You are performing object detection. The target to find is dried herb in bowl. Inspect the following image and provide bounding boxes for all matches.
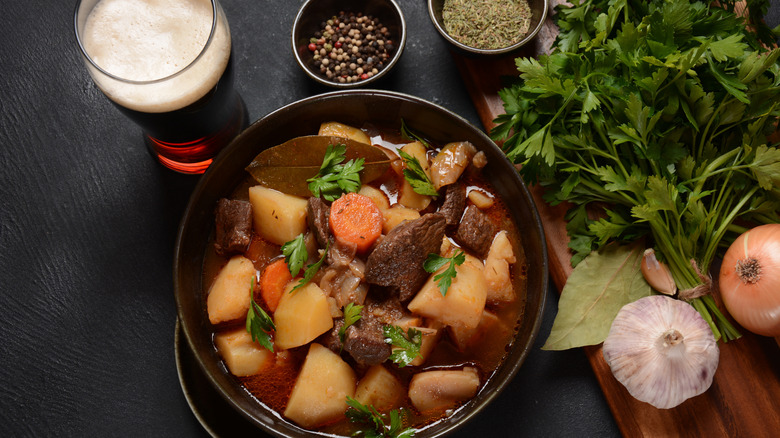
[442,0,532,50]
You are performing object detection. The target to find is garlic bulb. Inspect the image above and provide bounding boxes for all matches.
[602,295,719,409]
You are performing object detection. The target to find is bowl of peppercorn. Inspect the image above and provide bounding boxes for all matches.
[427,0,548,55]
[292,0,406,88]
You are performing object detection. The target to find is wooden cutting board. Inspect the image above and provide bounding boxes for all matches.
[452,1,780,435]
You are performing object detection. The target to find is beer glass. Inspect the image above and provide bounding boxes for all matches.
[74,0,246,174]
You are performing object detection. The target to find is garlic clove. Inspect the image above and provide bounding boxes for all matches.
[602,295,719,409]
[641,248,677,295]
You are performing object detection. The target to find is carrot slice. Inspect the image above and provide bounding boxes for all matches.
[259,258,292,312]
[328,192,383,254]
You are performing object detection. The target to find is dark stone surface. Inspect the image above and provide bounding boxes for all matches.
[3,1,777,437]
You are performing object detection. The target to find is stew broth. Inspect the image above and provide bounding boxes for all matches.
[202,124,527,435]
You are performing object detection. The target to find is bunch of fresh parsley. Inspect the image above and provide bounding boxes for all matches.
[492,0,780,341]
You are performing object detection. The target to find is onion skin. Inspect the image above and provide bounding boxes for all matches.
[719,224,780,337]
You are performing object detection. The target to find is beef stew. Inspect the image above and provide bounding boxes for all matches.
[201,121,528,435]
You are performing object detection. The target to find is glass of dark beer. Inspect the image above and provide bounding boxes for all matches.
[74,0,246,174]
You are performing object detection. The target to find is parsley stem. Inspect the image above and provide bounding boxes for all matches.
[576,176,635,205]
[702,295,741,342]
[703,185,759,270]
[726,223,749,235]
[689,147,741,193]
[751,213,778,225]
[697,95,737,159]
[683,163,751,188]
[591,122,631,179]
[552,88,579,127]
[691,297,720,341]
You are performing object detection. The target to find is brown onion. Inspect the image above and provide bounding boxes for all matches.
[719,224,780,336]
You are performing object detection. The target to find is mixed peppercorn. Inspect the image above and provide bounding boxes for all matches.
[308,11,395,84]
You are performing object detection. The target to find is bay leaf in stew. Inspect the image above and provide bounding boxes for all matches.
[246,135,392,197]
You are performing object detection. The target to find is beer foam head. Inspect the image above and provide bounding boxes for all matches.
[81,0,231,113]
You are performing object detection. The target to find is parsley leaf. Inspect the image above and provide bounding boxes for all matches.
[345,396,415,438]
[383,325,422,367]
[280,234,308,277]
[345,396,385,433]
[246,278,275,352]
[290,241,329,293]
[400,119,431,149]
[335,156,364,193]
[387,410,415,438]
[423,250,466,296]
[339,302,363,344]
[750,144,780,190]
[307,144,365,201]
[398,150,438,197]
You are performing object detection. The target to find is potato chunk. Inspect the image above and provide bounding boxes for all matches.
[354,365,404,412]
[248,185,308,246]
[409,325,443,367]
[467,189,494,209]
[318,121,370,144]
[407,254,487,330]
[398,142,433,210]
[401,142,430,173]
[358,185,390,211]
[448,310,505,351]
[207,255,256,324]
[274,282,334,350]
[408,367,480,413]
[399,179,432,210]
[214,327,274,377]
[284,343,356,428]
[382,205,420,233]
[484,231,516,303]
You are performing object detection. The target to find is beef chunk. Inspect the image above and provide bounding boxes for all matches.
[438,183,466,227]
[344,313,391,366]
[318,319,345,355]
[307,197,330,247]
[318,296,401,362]
[364,295,405,325]
[455,205,497,258]
[214,198,252,256]
[365,213,446,302]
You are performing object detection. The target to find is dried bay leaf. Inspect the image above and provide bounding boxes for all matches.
[542,242,651,351]
[245,135,392,197]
